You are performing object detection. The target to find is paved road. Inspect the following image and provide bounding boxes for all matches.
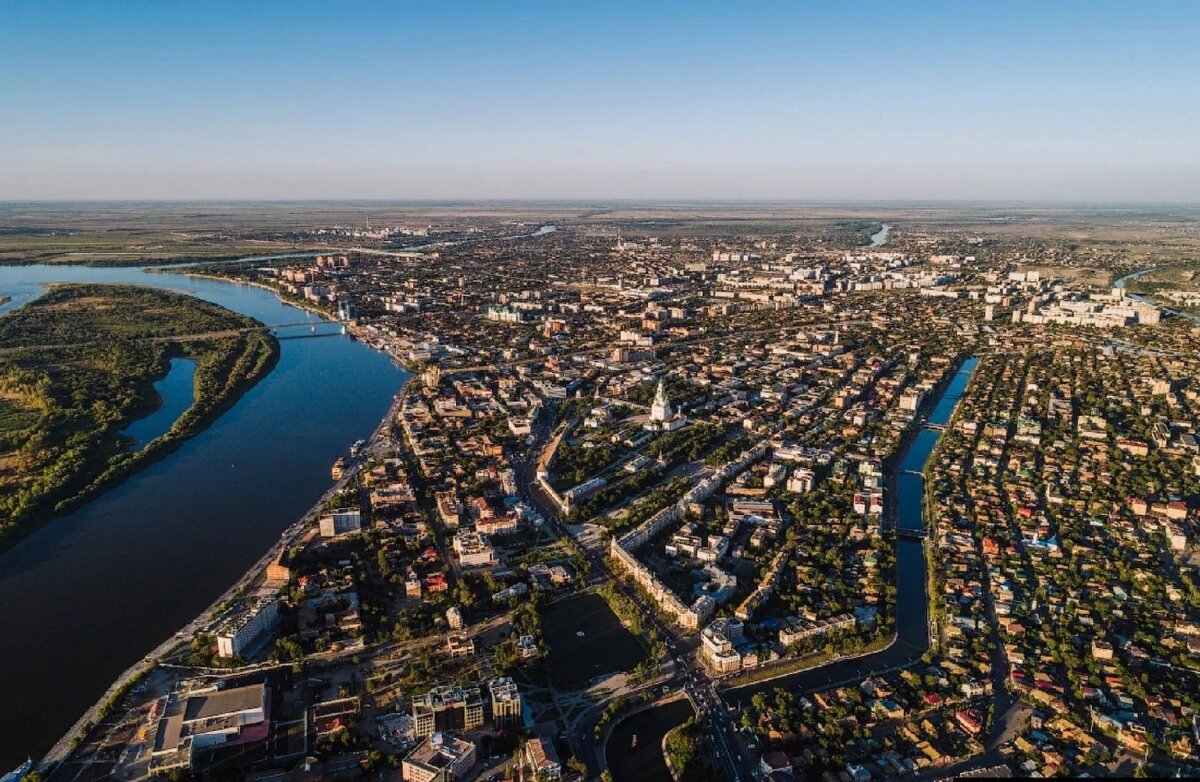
[509,401,759,781]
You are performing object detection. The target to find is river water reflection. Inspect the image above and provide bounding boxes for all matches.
[121,357,198,450]
[0,263,408,766]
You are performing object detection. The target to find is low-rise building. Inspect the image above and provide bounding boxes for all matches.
[149,682,271,773]
[446,635,477,658]
[561,477,607,513]
[265,550,292,586]
[452,530,496,567]
[899,387,926,412]
[402,733,477,782]
[778,613,855,648]
[517,634,539,658]
[310,696,360,738]
[319,508,362,538]
[786,467,816,494]
[523,735,561,779]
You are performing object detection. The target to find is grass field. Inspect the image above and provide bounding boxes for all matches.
[6,201,1198,267]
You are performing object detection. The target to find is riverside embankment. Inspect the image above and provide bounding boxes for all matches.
[0,262,408,768]
[726,356,979,702]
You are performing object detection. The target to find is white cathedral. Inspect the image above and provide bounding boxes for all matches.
[645,379,688,432]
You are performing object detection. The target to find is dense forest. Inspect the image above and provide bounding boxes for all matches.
[0,284,278,543]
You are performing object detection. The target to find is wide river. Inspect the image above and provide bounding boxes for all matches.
[0,263,408,767]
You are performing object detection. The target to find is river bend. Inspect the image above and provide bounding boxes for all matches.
[0,263,407,766]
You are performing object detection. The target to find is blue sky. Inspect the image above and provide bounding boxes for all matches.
[1,1,1198,200]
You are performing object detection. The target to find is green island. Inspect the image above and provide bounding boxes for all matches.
[0,283,278,544]
[665,717,712,782]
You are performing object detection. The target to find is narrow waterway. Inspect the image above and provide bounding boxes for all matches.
[868,223,891,247]
[1113,268,1152,290]
[0,264,408,767]
[1114,266,1200,325]
[605,357,979,782]
[607,700,695,782]
[120,357,197,450]
[731,356,978,699]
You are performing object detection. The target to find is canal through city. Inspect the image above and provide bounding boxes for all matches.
[728,355,979,697]
[0,263,408,767]
[607,356,979,782]
[607,699,696,782]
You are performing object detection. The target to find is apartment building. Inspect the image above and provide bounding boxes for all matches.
[216,597,279,658]
[411,685,484,738]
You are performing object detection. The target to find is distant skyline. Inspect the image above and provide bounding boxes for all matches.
[2,1,1198,201]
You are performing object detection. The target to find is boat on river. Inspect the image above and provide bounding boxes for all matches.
[1,760,32,782]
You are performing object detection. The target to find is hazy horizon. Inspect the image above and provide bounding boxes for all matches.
[4,197,1200,207]
[3,1,1198,201]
